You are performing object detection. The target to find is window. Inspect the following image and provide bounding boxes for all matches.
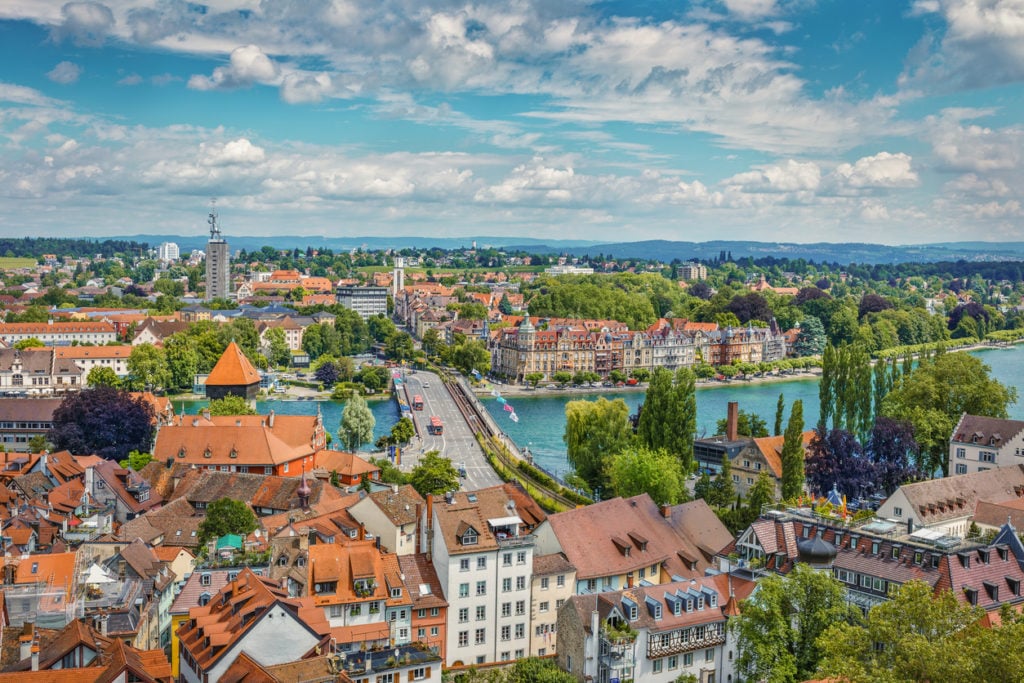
[955,447,966,458]
[503,552,513,567]
[653,660,663,674]
[200,574,211,586]
[476,581,487,596]
[955,463,968,474]
[557,575,565,587]
[412,667,427,681]
[501,602,511,617]
[556,599,564,610]
[329,604,343,618]
[476,605,486,621]
[980,451,996,463]
[418,608,426,618]
[458,631,469,647]
[539,601,549,613]
[514,649,524,658]
[706,648,714,662]
[732,474,739,483]
[501,651,511,661]
[459,583,469,598]
[540,577,549,590]
[516,551,527,564]
[477,557,487,570]
[502,578,512,592]
[430,627,438,637]
[516,600,526,615]
[683,653,693,666]
[460,558,470,572]
[501,625,511,641]
[418,628,425,639]
[891,546,901,560]
[458,608,469,623]
[431,608,439,617]
[516,576,526,590]
[475,628,486,645]
[515,623,524,639]
[743,459,750,468]
[668,655,679,670]
[893,507,903,517]
[746,477,754,485]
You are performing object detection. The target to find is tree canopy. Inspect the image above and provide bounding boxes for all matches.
[208,395,257,416]
[339,392,376,451]
[564,397,633,494]
[409,451,460,497]
[606,446,687,505]
[636,367,697,474]
[50,386,155,461]
[197,497,258,547]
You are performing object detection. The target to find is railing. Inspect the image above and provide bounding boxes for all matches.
[646,630,726,658]
[496,533,536,549]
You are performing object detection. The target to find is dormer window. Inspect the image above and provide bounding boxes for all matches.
[391,587,402,598]
[461,529,478,546]
[229,449,238,459]
[178,447,186,459]
[204,448,212,459]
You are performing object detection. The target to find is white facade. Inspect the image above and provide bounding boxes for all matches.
[948,414,1024,476]
[157,242,180,261]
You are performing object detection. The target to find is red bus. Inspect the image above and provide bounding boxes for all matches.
[412,395,424,411]
[427,416,444,435]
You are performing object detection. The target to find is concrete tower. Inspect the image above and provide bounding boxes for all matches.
[205,200,231,301]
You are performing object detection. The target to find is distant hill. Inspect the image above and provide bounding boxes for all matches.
[119,234,1024,265]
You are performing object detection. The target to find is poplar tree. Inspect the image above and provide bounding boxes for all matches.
[781,400,805,501]
[774,392,785,436]
[818,343,835,428]
[636,367,697,475]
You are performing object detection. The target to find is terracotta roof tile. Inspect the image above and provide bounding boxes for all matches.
[205,341,261,386]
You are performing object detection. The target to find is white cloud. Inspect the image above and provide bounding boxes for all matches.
[724,159,821,192]
[832,152,919,189]
[117,73,143,86]
[188,45,280,91]
[722,0,778,20]
[928,110,1022,172]
[47,61,82,84]
[52,1,115,46]
[280,72,334,104]
[944,173,1011,197]
[199,138,266,166]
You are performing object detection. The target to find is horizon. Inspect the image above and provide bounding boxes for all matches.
[1,2,1023,244]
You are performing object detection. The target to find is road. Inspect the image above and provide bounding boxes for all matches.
[398,369,503,491]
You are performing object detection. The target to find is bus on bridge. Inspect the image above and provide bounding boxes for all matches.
[412,394,424,411]
[427,416,444,435]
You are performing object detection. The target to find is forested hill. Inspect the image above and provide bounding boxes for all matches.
[0,237,149,259]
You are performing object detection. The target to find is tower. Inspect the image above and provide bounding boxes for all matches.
[392,257,405,298]
[205,200,231,301]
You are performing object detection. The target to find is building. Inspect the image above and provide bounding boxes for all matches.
[0,398,63,450]
[152,410,326,477]
[948,413,1024,475]
[53,344,132,378]
[157,242,180,262]
[427,484,547,667]
[398,553,448,661]
[556,574,754,683]
[204,341,261,400]
[678,262,708,281]
[336,285,389,320]
[348,484,424,556]
[204,204,230,301]
[529,552,575,658]
[393,257,406,299]
[532,495,733,595]
[0,321,117,347]
[544,265,595,276]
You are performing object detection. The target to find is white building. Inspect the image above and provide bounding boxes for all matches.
[336,285,389,319]
[428,485,546,667]
[544,265,595,276]
[948,413,1024,475]
[157,242,180,262]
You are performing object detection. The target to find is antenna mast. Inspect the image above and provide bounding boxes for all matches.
[208,198,222,240]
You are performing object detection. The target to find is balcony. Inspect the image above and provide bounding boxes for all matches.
[495,533,535,549]
[646,627,725,658]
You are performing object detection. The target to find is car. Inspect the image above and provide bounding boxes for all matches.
[423,381,430,388]
[457,463,467,478]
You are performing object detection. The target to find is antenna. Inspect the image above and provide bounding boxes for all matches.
[208,198,222,240]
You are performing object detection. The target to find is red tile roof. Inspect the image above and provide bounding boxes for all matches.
[206,341,261,386]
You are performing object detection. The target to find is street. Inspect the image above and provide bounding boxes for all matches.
[398,369,504,491]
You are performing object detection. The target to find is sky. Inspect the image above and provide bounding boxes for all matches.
[0,0,1022,246]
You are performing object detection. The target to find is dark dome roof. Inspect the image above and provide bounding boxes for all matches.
[797,536,837,564]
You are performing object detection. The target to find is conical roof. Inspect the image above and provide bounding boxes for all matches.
[206,341,261,386]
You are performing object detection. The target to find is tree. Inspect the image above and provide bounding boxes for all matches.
[315,359,341,388]
[882,351,1017,475]
[780,399,805,500]
[50,386,155,461]
[13,337,44,350]
[421,328,442,357]
[732,564,860,683]
[805,426,873,499]
[636,367,697,474]
[118,450,154,470]
[792,315,825,356]
[28,434,49,453]
[126,343,170,391]
[564,398,633,493]
[208,395,256,416]
[370,457,409,485]
[774,392,785,436]
[263,327,291,367]
[858,293,893,318]
[197,497,258,547]
[727,292,773,324]
[164,334,199,392]
[524,372,544,388]
[710,452,735,508]
[409,450,460,497]
[87,366,121,388]
[552,370,572,386]
[716,408,768,438]
[450,338,490,376]
[389,416,415,444]
[505,657,576,683]
[865,417,921,495]
[817,581,996,683]
[607,446,687,505]
[339,392,376,451]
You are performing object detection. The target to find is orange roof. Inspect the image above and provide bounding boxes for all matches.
[153,413,321,467]
[752,430,817,478]
[54,345,132,360]
[205,341,261,386]
[13,551,77,590]
[314,450,380,477]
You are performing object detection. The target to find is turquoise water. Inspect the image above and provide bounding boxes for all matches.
[175,397,401,452]
[481,345,1024,479]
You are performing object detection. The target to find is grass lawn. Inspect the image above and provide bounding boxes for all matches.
[0,257,37,269]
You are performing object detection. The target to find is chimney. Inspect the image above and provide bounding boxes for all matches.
[415,502,422,554]
[268,410,275,428]
[359,522,366,541]
[661,504,671,519]
[18,623,33,661]
[907,518,915,535]
[726,401,739,441]
[30,644,39,672]
[201,408,211,421]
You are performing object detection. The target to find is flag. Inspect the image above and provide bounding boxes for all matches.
[496,396,507,404]
[509,412,519,423]
[841,494,848,517]
[504,403,514,412]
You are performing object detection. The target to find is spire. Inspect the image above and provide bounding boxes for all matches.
[297,460,311,509]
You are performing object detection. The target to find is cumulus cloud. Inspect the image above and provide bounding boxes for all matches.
[724,159,821,192]
[52,1,115,46]
[188,45,280,91]
[117,73,143,86]
[944,173,1011,198]
[47,61,82,84]
[722,0,779,20]
[832,152,919,189]
[199,138,266,166]
[928,111,1022,172]
[903,0,1024,90]
[280,72,334,104]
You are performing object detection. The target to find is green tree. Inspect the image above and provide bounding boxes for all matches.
[118,450,154,470]
[505,656,576,683]
[389,416,415,444]
[524,372,545,388]
[197,497,258,546]
[710,452,735,507]
[793,315,825,356]
[164,334,199,392]
[552,370,572,386]
[607,446,687,505]
[13,337,44,350]
[564,397,633,493]
[339,392,376,451]
[716,408,768,438]
[636,367,697,474]
[451,338,490,376]
[732,564,860,683]
[882,351,1017,475]
[370,457,409,485]
[774,392,785,436]
[263,327,292,367]
[781,399,805,500]
[409,450,460,497]
[87,366,121,388]
[126,343,170,392]
[208,395,256,416]
[817,581,993,683]
[28,434,49,453]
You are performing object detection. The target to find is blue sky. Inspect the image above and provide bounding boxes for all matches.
[0,0,1022,245]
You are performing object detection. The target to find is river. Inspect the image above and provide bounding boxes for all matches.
[480,345,1024,480]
